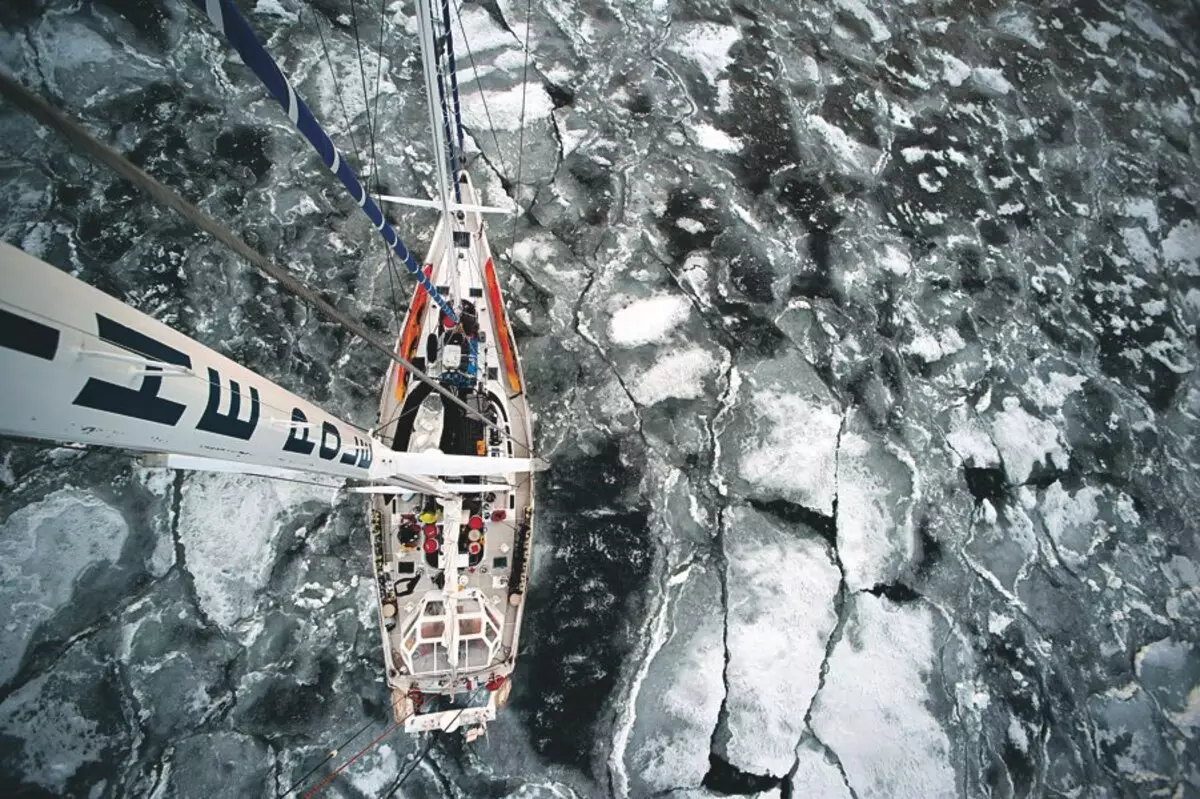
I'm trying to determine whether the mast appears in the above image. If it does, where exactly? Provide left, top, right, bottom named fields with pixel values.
left=415, top=0, right=456, bottom=223
left=185, top=0, right=458, bottom=324
left=0, top=244, right=534, bottom=482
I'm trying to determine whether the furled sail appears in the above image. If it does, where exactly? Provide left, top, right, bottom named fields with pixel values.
left=0, top=243, right=534, bottom=481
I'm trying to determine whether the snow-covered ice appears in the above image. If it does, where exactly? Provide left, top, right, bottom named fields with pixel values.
left=810, top=595, right=955, bottom=798
left=718, top=504, right=841, bottom=777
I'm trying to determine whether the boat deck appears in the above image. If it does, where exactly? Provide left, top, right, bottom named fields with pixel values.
left=367, top=175, right=534, bottom=733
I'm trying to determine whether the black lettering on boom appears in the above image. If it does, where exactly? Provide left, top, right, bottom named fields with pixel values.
left=283, top=408, right=315, bottom=455
left=196, top=367, right=260, bottom=440
left=73, top=315, right=191, bottom=425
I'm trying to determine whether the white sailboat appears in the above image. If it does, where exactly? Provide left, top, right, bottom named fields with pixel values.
left=0, top=0, right=538, bottom=743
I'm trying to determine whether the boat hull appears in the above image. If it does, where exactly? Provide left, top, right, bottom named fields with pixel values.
left=368, top=174, right=534, bottom=735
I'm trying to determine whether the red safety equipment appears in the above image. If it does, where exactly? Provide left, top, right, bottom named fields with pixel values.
left=468, top=515, right=484, bottom=530
left=491, top=509, right=507, bottom=522
left=423, top=537, right=439, bottom=554
left=423, top=523, right=438, bottom=538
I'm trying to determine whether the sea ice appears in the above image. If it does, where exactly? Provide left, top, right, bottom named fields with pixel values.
left=631, top=347, right=721, bottom=406
left=0, top=489, right=128, bottom=685
left=609, top=294, right=692, bottom=346
left=836, top=414, right=918, bottom=590
left=722, top=355, right=842, bottom=515
left=667, top=22, right=741, bottom=85
left=176, top=472, right=333, bottom=628
left=717, top=505, right=841, bottom=777
left=990, top=397, right=1069, bottom=484
left=810, top=594, right=955, bottom=799
left=623, top=565, right=725, bottom=795
left=790, top=737, right=852, bottom=798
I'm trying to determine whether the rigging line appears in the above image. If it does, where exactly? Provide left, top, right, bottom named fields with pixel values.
left=281, top=692, right=408, bottom=797
left=309, top=6, right=364, bottom=171
left=452, top=0, right=508, bottom=182
left=368, top=0, right=407, bottom=334
left=348, top=0, right=381, bottom=193
left=507, top=0, right=535, bottom=260
left=379, top=691, right=486, bottom=799
left=303, top=687, right=484, bottom=799
left=429, top=0, right=463, bottom=204
left=0, top=71, right=512, bottom=441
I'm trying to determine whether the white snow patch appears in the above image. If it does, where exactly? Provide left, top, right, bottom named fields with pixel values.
left=806, top=115, right=880, bottom=176
left=721, top=506, right=841, bottom=776
left=609, top=294, right=692, bottom=347
left=940, top=54, right=971, bottom=87
left=460, top=83, right=553, bottom=131
left=836, top=430, right=917, bottom=590
left=810, top=595, right=956, bottom=799
left=991, top=397, right=1069, bottom=484
left=0, top=670, right=105, bottom=793
left=1082, top=20, right=1123, bottom=50
left=1022, top=371, right=1088, bottom=411
left=1163, top=220, right=1200, bottom=273
left=1125, top=198, right=1159, bottom=232
left=1039, top=482, right=1102, bottom=570
left=632, top=347, right=720, bottom=406
left=970, top=67, right=1013, bottom=95
left=1122, top=227, right=1158, bottom=269
left=947, top=413, right=1001, bottom=467
left=669, top=23, right=741, bottom=85
left=690, top=121, right=742, bottom=153
left=737, top=390, right=842, bottom=515
left=905, top=328, right=966, bottom=363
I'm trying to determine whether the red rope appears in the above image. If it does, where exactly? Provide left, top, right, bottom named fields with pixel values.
left=301, top=715, right=407, bottom=798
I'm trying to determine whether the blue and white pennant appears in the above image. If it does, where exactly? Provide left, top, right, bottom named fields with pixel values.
left=191, top=0, right=458, bottom=323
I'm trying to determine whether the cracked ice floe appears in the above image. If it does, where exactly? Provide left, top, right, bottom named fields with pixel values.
left=460, top=83, right=555, bottom=132
left=1088, top=684, right=1178, bottom=787
left=177, top=473, right=333, bottom=628
left=989, top=397, right=1069, bottom=484
left=790, top=737, right=852, bottom=798
left=945, top=407, right=1001, bottom=468
left=632, top=347, right=720, bottom=406
left=624, top=565, right=724, bottom=795
left=717, top=505, right=841, bottom=777
left=810, top=594, right=955, bottom=798
left=609, top=294, right=692, bottom=347
left=836, top=414, right=918, bottom=590
left=0, top=489, right=128, bottom=685
left=723, top=355, right=841, bottom=515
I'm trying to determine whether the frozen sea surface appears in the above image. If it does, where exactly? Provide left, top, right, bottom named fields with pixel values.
left=2, top=0, right=1199, bottom=796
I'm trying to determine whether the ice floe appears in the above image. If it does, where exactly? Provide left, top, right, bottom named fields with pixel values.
left=623, top=565, right=725, bottom=795
left=836, top=414, right=919, bottom=590
left=717, top=505, right=841, bottom=777
left=609, top=294, right=692, bottom=347
left=990, top=397, right=1069, bottom=484
left=176, top=472, right=332, bottom=628
left=810, top=594, right=955, bottom=798
left=632, top=347, right=720, bottom=406
left=0, top=489, right=128, bottom=685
